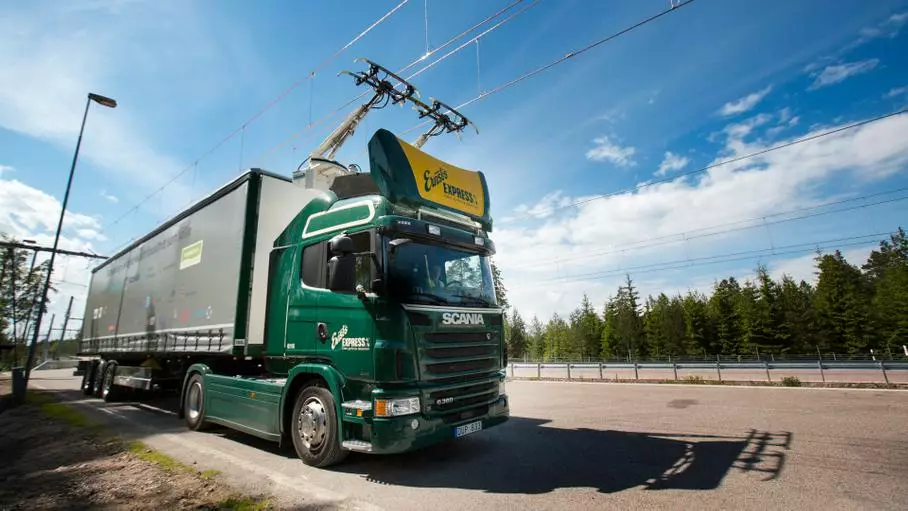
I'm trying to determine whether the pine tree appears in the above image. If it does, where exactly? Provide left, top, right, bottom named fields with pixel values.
left=544, top=313, right=569, bottom=361
left=814, top=250, right=872, bottom=354
left=0, top=235, right=55, bottom=365
left=737, top=279, right=759, bottom=357
left=709, top=277, right=743, bottom=355
left=507, top=308, right=528, bottom=360
left=527, top=315, right=545, bottom=361
left=570, top=294, right=603, bottom=361
left=600, top=296, right=620, bottom=360
left=863, top=228, right=908, bottom=357
left=681, top=291, right=712, bottom=358
left=490, top=259, right=508, bottom=311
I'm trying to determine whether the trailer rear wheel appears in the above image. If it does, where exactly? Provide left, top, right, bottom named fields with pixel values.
left=81, top=361, right=98, bottom=396
left=100, top=361, right=122, bottom=402
left=90, top=361, right=105, bottom=397
left=290, top=385, right=348, bottom=468
left=183, top=373, right=210, bottom=431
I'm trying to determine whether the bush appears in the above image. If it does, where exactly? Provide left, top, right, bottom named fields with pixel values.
left=781, top=376, right=801, bottom=387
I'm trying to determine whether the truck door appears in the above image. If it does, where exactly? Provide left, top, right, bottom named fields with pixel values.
left=286, top=231, right=376, bottom=378
left=317, top=230, right=377, bottom=380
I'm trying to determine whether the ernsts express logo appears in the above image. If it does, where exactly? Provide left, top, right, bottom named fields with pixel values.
left=424, top=167, right=477, bottom=206
left=441, top=312, right=485, bottom=326
left=330, top=325, right=370, bottom=351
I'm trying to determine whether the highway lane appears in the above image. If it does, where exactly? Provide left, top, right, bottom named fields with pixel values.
left=26, top=369, right=908, bottom=510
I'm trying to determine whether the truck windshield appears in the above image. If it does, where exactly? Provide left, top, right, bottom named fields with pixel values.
left=385, top=238, right=498, bottom=308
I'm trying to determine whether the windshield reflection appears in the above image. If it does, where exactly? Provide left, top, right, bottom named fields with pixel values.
left=385, top=237, right=497, bottom=307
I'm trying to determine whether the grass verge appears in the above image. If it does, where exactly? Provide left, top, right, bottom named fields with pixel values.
left=23, top=390, right=273, bottom=510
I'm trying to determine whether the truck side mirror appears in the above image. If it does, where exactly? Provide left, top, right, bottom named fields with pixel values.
left=388, top=237, right=412, bottom=255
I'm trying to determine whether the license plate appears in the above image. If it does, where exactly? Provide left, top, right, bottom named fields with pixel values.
left=454, top=420, right=483, bottom=438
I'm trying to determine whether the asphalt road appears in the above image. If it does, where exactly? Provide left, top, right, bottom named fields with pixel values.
left=25, top=369, right=908, bottom=510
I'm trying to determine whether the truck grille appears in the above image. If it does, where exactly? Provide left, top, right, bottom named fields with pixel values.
left=419, top=331, right=500, bottom=381
left=418, top=329, right=501, bottom=420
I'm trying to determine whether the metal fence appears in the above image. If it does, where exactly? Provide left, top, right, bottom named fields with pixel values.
left=507, top=360, right=908, bottom=385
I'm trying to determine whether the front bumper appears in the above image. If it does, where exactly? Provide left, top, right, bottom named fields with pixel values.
left=366, top=393, right=509, bottom=454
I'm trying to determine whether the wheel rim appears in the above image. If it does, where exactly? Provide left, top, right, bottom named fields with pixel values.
left=297, top=396, right=328, bottom=450
left=187, top=382, right=202, bottom=421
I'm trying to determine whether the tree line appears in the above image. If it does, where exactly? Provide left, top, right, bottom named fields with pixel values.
left=1, top=234, right=55, bottom=368
left=503, top=227, right=908, bottom=361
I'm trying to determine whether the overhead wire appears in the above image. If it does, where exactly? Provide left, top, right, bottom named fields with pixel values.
left=513, top=232, right=891, bottom=288
left=397, top=0, right=699, bottom=138
left=97, top=0, right=412, bottom=236
left=508, top=108, right=908, bottom=221
left=256, top=0, right=535, bottom=161
left=507, top=187, right=908, bottom=270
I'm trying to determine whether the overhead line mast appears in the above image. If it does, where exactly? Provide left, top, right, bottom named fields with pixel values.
left=296, top=58, right=476, bottom=190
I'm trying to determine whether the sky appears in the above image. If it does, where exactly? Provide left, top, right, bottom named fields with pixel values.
left=2, top=0, right=908, bottom=338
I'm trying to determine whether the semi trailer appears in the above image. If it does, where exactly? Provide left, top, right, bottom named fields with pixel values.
left=77, top=61, right=508, bottom=467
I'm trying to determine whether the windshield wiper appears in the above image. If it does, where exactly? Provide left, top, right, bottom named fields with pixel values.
left=450, top=294, right=492, bottom=307
left=412, top=292, right=448, bottom=305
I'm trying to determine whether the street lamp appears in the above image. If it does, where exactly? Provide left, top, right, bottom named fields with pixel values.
left=24, top=92, right=117, bottom=383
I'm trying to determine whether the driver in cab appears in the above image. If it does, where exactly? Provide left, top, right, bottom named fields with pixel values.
left=426, top=264, right=445, bottom=290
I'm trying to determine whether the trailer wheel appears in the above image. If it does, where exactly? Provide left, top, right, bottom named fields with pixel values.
left=290, top=385, right=348, bottom=468
left=91, top=361, right=105, bottom=397
left=81, top=361, right=98, bottom=396
left=100, top=361, right=121, bottom=402
left=183, top=373, right=210, bottom=431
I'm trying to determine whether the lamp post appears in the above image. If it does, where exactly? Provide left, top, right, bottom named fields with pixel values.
left=24, top=92, right=117, bottom=384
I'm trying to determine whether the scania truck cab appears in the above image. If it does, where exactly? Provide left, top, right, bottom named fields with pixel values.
left=78, top=127, right=509, bottom=467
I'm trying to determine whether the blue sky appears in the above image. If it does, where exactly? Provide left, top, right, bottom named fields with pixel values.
left=2, top=0, right=908, bottom=329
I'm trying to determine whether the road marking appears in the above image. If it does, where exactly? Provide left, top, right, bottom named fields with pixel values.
left=131, top=402, right=178, bottom=416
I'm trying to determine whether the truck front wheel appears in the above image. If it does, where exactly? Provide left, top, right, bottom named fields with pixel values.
left=290, top=386, right=348, bottom=468
left=183, top=373, right=209, bottom=431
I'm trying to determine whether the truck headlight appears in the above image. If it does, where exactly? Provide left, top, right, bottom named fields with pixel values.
left=374, top=397, right=421, bottom=417
left=498, top=379, right=506, bottom=396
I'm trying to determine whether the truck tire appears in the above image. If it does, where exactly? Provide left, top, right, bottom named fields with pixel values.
left=81, top=361, right=98, bottom=395
left=100, top=361, right=122, bottom=402
left=183, top=373, right=210, bottom=431
left=91, top=361, right=105, bottom=397
left=290, top=385, right=348, bottom=468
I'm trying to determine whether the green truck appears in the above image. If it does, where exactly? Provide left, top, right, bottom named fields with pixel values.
left=77, top=122, right=509, bottom=467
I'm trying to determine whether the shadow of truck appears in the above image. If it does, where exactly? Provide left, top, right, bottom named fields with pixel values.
left=332, top=416, right=791, bottom=494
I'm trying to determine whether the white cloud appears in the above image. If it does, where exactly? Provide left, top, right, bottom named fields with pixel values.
left=496, top=113, right=908, bottom=320
left=507, top=191, right=576, bottom=221
left=0, top=165, right=13, bottom=177
left=885, top=86, right=908, bottom=99
left=0, top=175, right=103, bottom=340
left=0, top=2, right=257, bottom=226
left=585, top=136, right=636, bottom=167
left=655, top=152, right=690, bottom=177
left=808, top=59, right=879, bottom=90
left=718, top=85, right=772, bottom=117
left=722, top=113, right=773, bottom=140
left=99, top=190, right=119, bottom=203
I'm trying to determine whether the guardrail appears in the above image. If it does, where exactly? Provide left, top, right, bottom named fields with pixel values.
left=507, top=361, right=908, bottom=385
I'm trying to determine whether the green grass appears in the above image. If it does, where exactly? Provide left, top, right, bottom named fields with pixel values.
left=200, top=469, right=221, bottom=480
left=127, top=440, right=195, bottom=473
left=781, top=376, right=802, bottom=387
left=213, top=496, right=273, bottom=510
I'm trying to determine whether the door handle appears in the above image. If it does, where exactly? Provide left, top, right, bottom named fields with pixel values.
left=317, top=323, right=328, bottom=342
